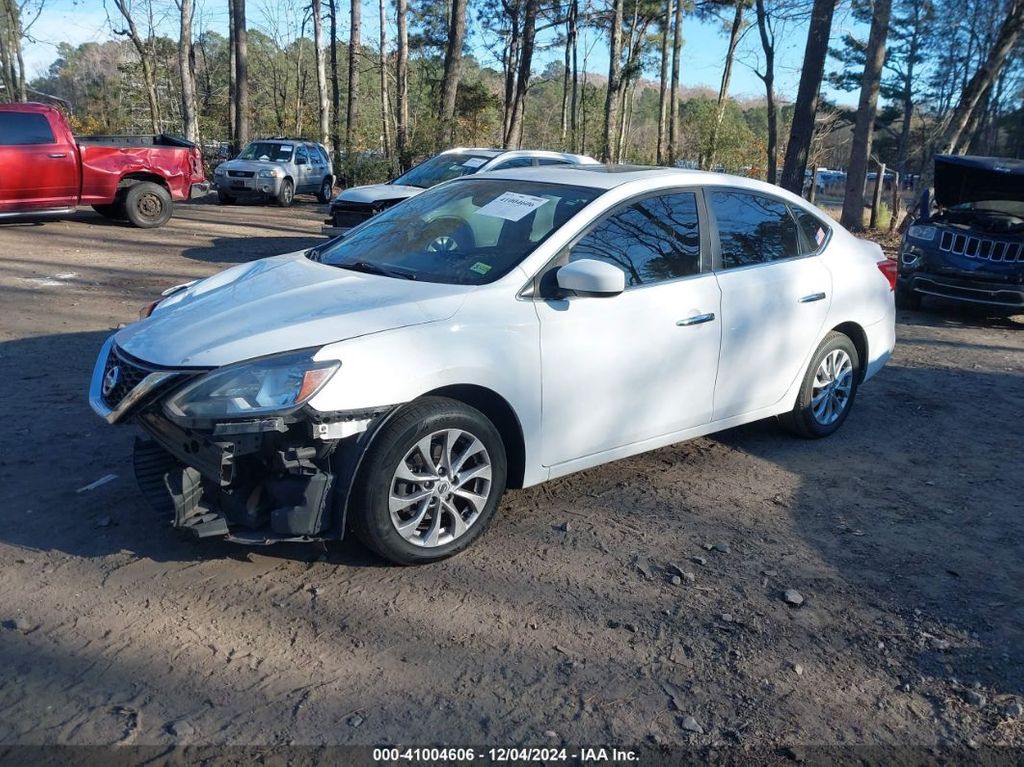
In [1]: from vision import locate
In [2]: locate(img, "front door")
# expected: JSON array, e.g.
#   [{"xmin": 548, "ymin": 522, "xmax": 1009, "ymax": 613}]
[
  {"xmin": 0, "ymin": 111, "xmax": 78, "ymax": 211},
  {"xmin": 535, "ymin": 191, "xmax": 722, "ymax": 467},
  {"xmin": 707, "ymin": 188, "xmax": 833, "ymax": 420}
]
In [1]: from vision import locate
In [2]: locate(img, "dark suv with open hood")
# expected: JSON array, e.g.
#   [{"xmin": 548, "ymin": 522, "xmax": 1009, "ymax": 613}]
[{"xmin": 897, "ymin": 155, "xmax": 1024, "ymax": 311}]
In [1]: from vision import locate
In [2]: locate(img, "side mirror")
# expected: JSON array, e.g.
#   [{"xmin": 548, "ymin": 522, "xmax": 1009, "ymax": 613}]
[{"xmin": 556, "ymin": 259, "xmax": 625, "ymax": 297}]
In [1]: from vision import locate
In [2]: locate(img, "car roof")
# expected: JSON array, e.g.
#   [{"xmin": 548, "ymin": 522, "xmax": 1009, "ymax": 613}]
[
  {"xmin": 466, "ymin": 164, "xmax": 823, "ymax": 210},
  {"xmin": 440, "ymin": 147, "xmax": 596, "ymax": 163}
]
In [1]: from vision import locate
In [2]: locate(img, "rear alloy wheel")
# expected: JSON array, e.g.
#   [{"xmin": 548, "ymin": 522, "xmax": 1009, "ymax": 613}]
[
  {"xmin": 124, "ymin": 181, "xmax": 173, "ymax": 228},
  {"xmin": 276, "ymin": 179, "xmax": 294, "ymax": 207},
  {"xmin": 350, "ymin": 397, "xmax": 507, "ymax": 564},
  {"xmin": 780, "ymin": 331, "xmax": 860, "ymax": 439},
  {"xmin": 316, "ymin": 177, "xmax": 334, "ymax": 204}
]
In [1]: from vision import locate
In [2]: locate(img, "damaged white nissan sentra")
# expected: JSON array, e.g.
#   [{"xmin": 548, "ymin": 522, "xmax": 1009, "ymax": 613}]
[{"xmin": 90, "ymin": 165, "xmax": 896, "ymax": 564}]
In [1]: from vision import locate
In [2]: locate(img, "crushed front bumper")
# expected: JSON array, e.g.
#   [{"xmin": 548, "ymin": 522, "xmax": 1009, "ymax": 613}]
[{"xmin": 898, "ymin": 272, "xmax": 1024, "ymax": 309}]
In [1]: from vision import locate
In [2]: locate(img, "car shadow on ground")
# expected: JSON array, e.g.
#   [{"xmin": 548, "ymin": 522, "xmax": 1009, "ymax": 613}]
[{"xmin": 180, "ymin": 234, "xmax": 323, "ymax": 265}]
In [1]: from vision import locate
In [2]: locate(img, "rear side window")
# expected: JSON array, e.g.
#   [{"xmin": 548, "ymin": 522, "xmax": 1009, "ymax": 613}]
[
  {"xmin": 536, "ymin": 158, "xmax": 570, "ymax": 166},
  {"xmin": 709, "ymin": 190, "xmax": 801, "ymax": 268},
  {"xmin": 0, "ymin": 112, "xmax": 56, "ymax": 145},
  {"xmin": 790, "ymin": 206, "xmax": 830, "ymax": 255},
  {"xmin": 296, "ymin": 145, "xmax": 309, "ymax": 163},
  {"xmin": 492, "ymin": 157, "xmax": 535, "ymax": 170},
  {"xmin": 570, "ymin": 192, "xmax": 702, "ymax": 287}
]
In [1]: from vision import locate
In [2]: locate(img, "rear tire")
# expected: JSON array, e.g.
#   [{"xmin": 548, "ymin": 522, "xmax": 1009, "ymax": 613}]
[
  {"xmin": 316, "ymin": 176, "xmax": 334, "ymax": 204},
  {"xmin": 92, "ymin": 202, "xmax": 125, "ymax": 220},
  {"xmin": 780, "ymin": 331, "xmax": 860, "ymax": 439},
  {"xmin": 276, "ymin": 179, "xmax": 294, "ymax": 207},
  {"xmin": 895, "ymin": 282, "xmax": 922, "ymax": 310},
  {"xmin": 124, "ymin": 181, "xmax": 173, "ymax": 229},
  {"xmin": 349, "ymin": 397, "xmax": 507, "ymax": 565}
]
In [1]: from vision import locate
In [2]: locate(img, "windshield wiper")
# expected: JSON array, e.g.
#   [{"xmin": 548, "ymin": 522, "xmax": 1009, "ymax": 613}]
[{"xmin": 340, "ymin": 261, "xmax": 417, "ymax": 280}]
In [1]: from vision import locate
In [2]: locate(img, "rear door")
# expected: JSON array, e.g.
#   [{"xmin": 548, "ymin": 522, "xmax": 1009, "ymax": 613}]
[
  {"xmin": 536, "ymin": 190, "xmax": 722, "ymax": 467},
  {"xmin": 0, "ymin": 111, "xmax": 79, "ymax": 211},
  {"xmin": 708, "ymin": 188, "xmax": 832, "ymax": 420},
  {"xmin": 294, "ymin": 144, "xmax": 314, "ymax": 192}
]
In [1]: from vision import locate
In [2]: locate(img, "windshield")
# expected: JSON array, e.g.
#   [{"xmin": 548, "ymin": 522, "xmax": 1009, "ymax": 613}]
[
  {"xmin": 238, "ymin": 142, "xmax": 293, "ymax": 162},
  {"xmin": 391, "ymin": 153, "xmax": 494, "ymax": 189},
  {"xmin": 315, "ymin": 179, "xmax": 600, "ymax": 285}
]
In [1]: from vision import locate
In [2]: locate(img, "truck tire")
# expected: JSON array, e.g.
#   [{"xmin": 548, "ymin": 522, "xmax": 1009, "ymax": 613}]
[
  {"xmin": 124, "ymin": 181, "xmax": 173, "ymax": 229},
  {"xmin": 316, "ymin": 176, "xmax": 334, "ymax": 203},
  {"xmin": 92, "ymin": 203, "xmax": 126, "ymax": 220},
  {"xmin": 276, "ymin": 178, "xmax": 295, "ymax": 207}
]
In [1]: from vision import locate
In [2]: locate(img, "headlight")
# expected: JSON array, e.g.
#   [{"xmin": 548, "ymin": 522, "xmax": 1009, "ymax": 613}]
[
  {"xmin": 164, "ymin": 350, "xmax": 339, "ymax": 424},
  {"xmin": 907, "ymin": 225, "xmax": 936, "ymax": 242},
  {"xmin": 257, "ymin": 168, "xmax": 282, "ymax": 178},
  {"xmin": 214, "ymin": 167, "xmax": 225, "ymax": 175}
]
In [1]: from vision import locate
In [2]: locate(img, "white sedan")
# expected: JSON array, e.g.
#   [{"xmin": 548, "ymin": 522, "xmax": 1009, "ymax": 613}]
[{"xmin": 90, "ymin": 165, "xmax": 896, "ymax": 564}]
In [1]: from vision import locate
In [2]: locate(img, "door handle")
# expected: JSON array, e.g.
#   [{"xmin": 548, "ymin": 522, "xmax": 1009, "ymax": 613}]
[
  {"xmin": 676, "ymin": 312, "xmax": 716, "ymax": 326},
  {"xmin": 47, "ymin": 152, "xmax": 68, "ymax": 159},
  {"xmin": 798, "ymin": 292, "xmax": 827, "ymax": 303}
]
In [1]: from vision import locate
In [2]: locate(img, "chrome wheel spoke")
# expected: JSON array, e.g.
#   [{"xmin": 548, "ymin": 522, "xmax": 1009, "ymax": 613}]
[
  {"xmin": 455, "ymin": 462, "xmax": 491, "ymax": 487},
  {"xmin": 811, "ymin": 348, "xmax": 854, "ymax": 425},
  {"xmin": 451, "ymin": 436, "xmax": 485, "ymax": 475},
  {"xmin": 389, "ymin": 486, "xmax": 432, "ymax": 514},
  {"xmin": 442, "ymin": 498, "xmax": 469, "ymax": 539},
  {"xmin": 395, "ymin": 498, "xmax": 431, "ymax": 538},
  {"xmin": 453, "ymin": 487, "xmax": 487, "ymax": 515}
]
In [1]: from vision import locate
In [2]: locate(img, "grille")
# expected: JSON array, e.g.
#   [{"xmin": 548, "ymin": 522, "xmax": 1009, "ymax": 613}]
[
  {"xmin": 331, "ymin": 206, "xmax": 374, "ymax": 228},
  {"xmin": 101, "ymin": 346, "xmax": 159, "ymax": 409},
  {"xmin": 939, "ymin": 230, "xmax": 1023, "ymax": 263},
  {"xmin": 227, "ymin": 170, "xmax": 255, "ymax": 178}
]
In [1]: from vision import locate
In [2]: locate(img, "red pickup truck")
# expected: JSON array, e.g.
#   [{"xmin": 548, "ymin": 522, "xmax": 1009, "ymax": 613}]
[{"xmin": 0, "ymin": 103, "xmax": 209, "ymax": 228}]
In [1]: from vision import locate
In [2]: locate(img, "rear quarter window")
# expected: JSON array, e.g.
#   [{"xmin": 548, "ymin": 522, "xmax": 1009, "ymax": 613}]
[
  {"xmin": 0, "ymin": 112, "xmax": 56, "ymax": 145},
  {"xmin": 790, "ymin": 206, "xmax": 831, "ymax": 255}
]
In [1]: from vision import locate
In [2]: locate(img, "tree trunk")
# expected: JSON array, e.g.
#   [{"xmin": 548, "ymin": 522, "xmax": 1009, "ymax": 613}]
[
  {"xmin": 570, "ymin": 0, "xmax": 579, "ymax": 152},
  {"xmin": 501, "ymin": 5, "xmax": 521, "ymax": 142},
  {"xmin": 602, "ymin": 0, "xmax": 624, "ymax": 162},
  {"xmin": 177, "ymin": 0, "xmax": 199, "ymax": 141},
  {"xmin": 840, "ymin": 0, "xmax": 891, "ymax": 231},
  {"xmin": 228, "ymin": 0, "xmax": 235, "ymax": 145},
  {"xmin": 1, "ymin": 0, "xmax": 26, "ymax": 101},
  {"xmin": 656, "ymin": 0, "xmax": 672, "ymax": 164},
  {"xmin": 895, "ymin": 3, "xmax": 922, "ymax": 174},
  {"xmin": 113, "ymin": 0, "xmax": 161, "ymax": 133},
  {"xmin": 346, "ymin": 0, "xmax": 361, "ymax": 154},
  {"xmin": 329, "ymin": 0, "xmax": 341, "ymax": 164},
  {"xmin": 396, "ymin": 0, "xmax": 410, "ymax": 169},
  {"xmin": 754, "ymin": 0, "xmax": 777, "ymax": 184},
  {"xmin": 504, "ymin": 0, "xmax": 538, "ymax": 149},
  {"xmin": 312, "ymin": 0, "xmax": 330, "ymax": 146},
  {"xmin": 667, "ymin": 0, "xmax": 683, "ymax": 164},
  {"xmin": 231, "ymin": 0, "xmax": 249, "ymax": 148},
  {"xmin": 704, "ymin": 1, "xmax": 744, "ymax": 170},
  {"xmin": 560, "ymin": 0, "xmax": 576, "ymax": 148},
  {"xmin": 437, "ymin": 0, "xmax": 468, "ymax": 147},
  {"xmin": 779, "ymin": 0, "xmax": 836, "ymax": 195},
  {"xmin": 379, "ymin": 0, "xmax": 391, "ymax": 156}
]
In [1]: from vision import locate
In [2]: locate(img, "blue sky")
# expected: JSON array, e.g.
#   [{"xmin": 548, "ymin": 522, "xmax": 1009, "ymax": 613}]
[{"xmin": 23, "ymin": 0, "xmax": 863, "ymax": 106}]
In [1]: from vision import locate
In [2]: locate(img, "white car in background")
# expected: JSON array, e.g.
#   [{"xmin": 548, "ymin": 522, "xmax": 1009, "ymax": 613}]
[
  {"xmin": 90, "ymin": 165, "xmax": 896, "ymax": 564},
  {"xmin": 323, "ymin": 148, "xmax": 598, "ymax": 235}
]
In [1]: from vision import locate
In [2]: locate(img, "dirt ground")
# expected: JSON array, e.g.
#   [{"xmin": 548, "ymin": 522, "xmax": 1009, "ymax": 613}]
[{"xmin": 1, "ymin": 196, "xmax": 1022, "ymax": 756}]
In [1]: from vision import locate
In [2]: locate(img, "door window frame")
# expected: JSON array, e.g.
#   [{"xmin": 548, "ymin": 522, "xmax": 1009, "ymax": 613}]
[
  {"xmin": 703, "ymin": 186, "xmax": 832, "ymax": 273},
  {"xmin": 522, "ymin": 186, "xmax": 713, "ymax": 300}
]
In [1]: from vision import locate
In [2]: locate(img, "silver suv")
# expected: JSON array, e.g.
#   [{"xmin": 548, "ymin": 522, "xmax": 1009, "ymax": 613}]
[{"xmin": 214, "ymin": 138, "xmax": 334, "ymax": 207}]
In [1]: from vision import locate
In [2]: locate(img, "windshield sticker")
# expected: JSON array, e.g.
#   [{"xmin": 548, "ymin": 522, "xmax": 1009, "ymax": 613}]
[
  {"xmin": 470, "ymin": 262, "xmax": 492, "ymax": 275},
  {"xmin": 476, "ymin": 192, "xmax": 550, "ymax": 222},
  {"xmin": 815, "ymin": 227, "xmax": 825, "ymax": 245},
  {"xmin": 462, "ymin": 157, "xmax": 487, "ymax": 168}
]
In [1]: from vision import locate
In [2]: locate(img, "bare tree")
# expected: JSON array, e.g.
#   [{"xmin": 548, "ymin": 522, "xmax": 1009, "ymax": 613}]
[
  {"xmin": 667, "ymin": 0, "xmax": 683, "ymax": 163},
  {"xmin": 395, "ymin": 0, "xmax": 409, "ymax": 168},
  {"xmin": 111, "ymin": 0, "xmax": 161, "ymax": 133},
  {"xmin": 177, "ymin": 0, "xmax": 199, "ymax": 141},
  {"xmin": 346, "ymin": 0, "xmax": 360, "ymax": 154},
  {"xmin": 437, "ymin": 0, "xmax": 468, "ymax": 146},
  {"xmin": 378, "ymin": 0, "xmax": 391, "ymax": 156},
  {"xmin": 753, "ymin": 0, "xmax": 778, "ymax": 183},
  {"xmin": 704, "ymin": 0, "xmax": 747, "ymax": 170},
  {"xmin": 779, "ymin": 0, "xmax": 836, "ymax": 194},
  {"xmin": 840, "ymin": 0, "xmax": 892, "ymax": 230},
  {"xmin": 232, "ymin": 0, "xmax": 249, "ymax": 147},
  {"xmin": 228, "ymin": 0, "xmax": 235, "ymax": 143},
  {"xmin": 602, "ymin": 0, "xmax": 624, "ymax": 162},
  {"xmin": 0, "ymin": 0, "xmax": 35, "ymax": 102},
  {"xmin": 504, "ymin": 0, "xmax": 538, "ymax": 148},
  {"xmin": 328, "ymin": 0, "xmax": 341, "ymax": 161},
  {"xmin": 560, "ymin": 0, "xmax": 579, "ymax": 148},
  {"xmin": 312, "ymin": 0, "xmax": 329, "ymax": 146},
  {"xmin": 656, "ymin": 0, "xmax": 672, "ymax": 164}
]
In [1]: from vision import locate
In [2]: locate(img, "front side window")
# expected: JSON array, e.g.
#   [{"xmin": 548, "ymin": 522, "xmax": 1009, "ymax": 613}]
[
  {"xmin": 392, "ymin": 152, "xmax": 494, "ymax": 189},
  {"xmin": 295, "ymin": 146, "xmax": 309, "ymax": 164},
  {"xmin": 315, "ymin": 179, "xmax": 600, "ymax": 285},
  {"xmin": 710, "ymin": 190, "xmax": 801, "ymax": 268},
  {"xmin": 0, "ymin": 113, "xmax": 56, "ymax": 145},
  {"xmin": 569, "ymin": 192, "xmax": 702, "ymax": 287},
  {"xmin": 238, "ymin": 142, "xmax": 293, "ymax": 162}
]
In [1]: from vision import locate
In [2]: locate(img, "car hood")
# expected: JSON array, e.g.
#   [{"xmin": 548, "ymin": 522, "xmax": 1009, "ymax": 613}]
[
  {"xmin": 934, "ymin": 154, "xmax": 1024, "ymax": 208},
  {"xmin": 334, "ymin": 183, "xmax": 423, "ymax": 205},
  {"xmin": 114, "ymin": 252, "xmax": 468, "ymax": 368}
]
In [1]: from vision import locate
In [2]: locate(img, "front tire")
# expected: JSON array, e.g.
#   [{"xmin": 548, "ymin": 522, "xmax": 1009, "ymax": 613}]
[
  {"xmin": 350, "ymin": 397, "xmax": 507, "ymax": 565},
  {"xmin": 124, "ymin": 181, "xmax": 173, "ymax": 228},
  {"xmin": 276, "ymin": 179, "xmax": 295, "ymax": 207},
  {"xmin": 316, "ymin": 176, "xmax": 334, "ymax": 203},
  {"xmin": 780, "ymin": 331, "xmax": 860, "ymax": 439}
]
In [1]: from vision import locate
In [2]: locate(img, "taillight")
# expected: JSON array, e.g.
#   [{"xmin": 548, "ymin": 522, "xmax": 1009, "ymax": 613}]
[{"xmin": 877, "ymin": 258, "xmax": 897, "ymax": 291}]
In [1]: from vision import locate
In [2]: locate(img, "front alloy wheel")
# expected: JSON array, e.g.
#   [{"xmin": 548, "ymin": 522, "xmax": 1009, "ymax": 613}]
[
  {"xmin": 811, "ymin": 348, "xmax": 854, "ymax": 426},
  {"xmin": 780, "ymin": 331, "xmax": 860, "ymax": 439},
  {"xmin": 350, "ymin": 397, "xmax": 507, "ymax": 564}
]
